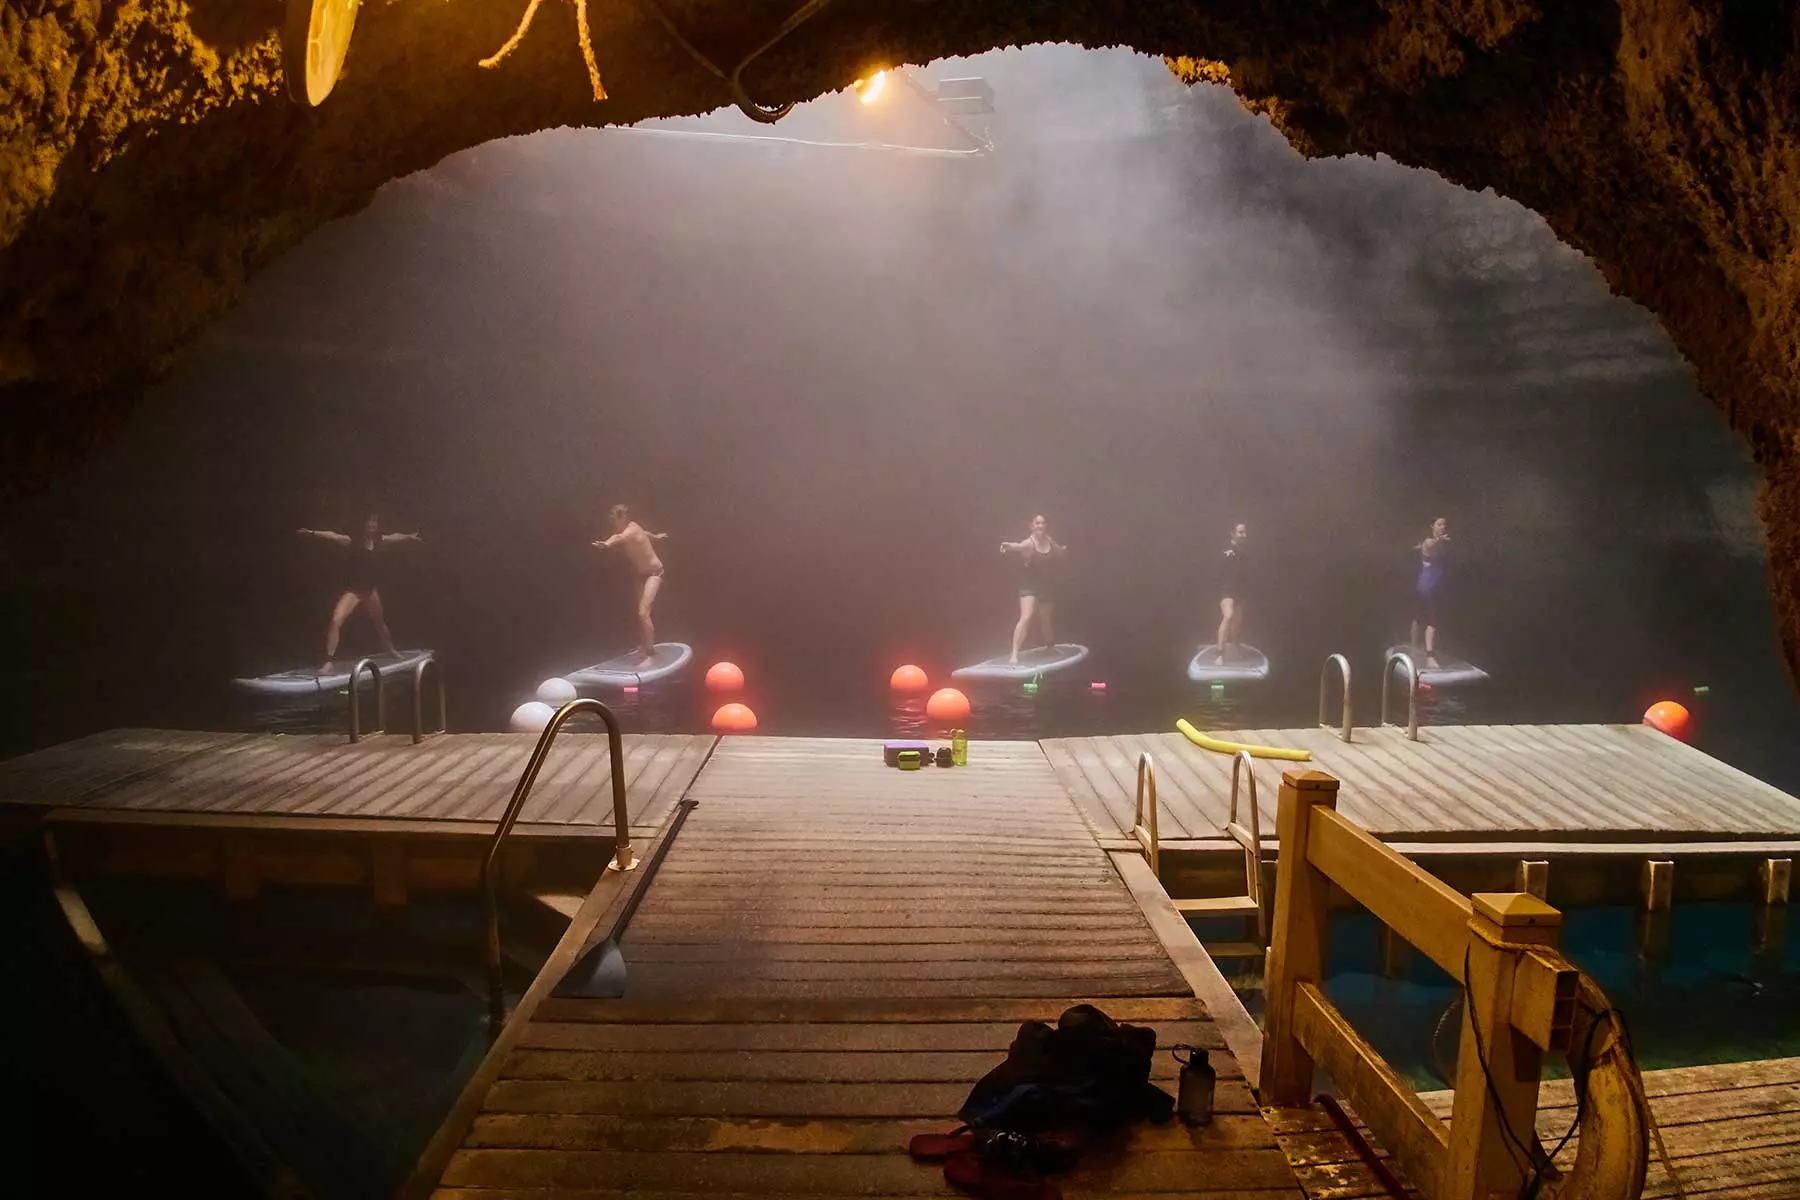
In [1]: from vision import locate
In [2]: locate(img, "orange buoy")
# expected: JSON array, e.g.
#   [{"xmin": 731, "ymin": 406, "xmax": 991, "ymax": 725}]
[
  {"xmin": 926, "ymin": 687, "xmax": 971, "ymax": 723},
  {"xmin": 705, "ymin": 661, "xmax": 745, "ymax": 693},
  {"xmin": 711, "ymin": 702, "xmax": 758, "ymax": 733},
  {"xmin": 890, "ymin": 664, "xmax": 929, "ymax": 692},
  {"xmin": 1644, "ymin": 700, "xmax": 1691, "ymax": 740}
]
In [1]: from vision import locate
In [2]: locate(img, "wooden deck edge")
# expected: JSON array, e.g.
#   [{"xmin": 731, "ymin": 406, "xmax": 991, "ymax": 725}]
[
  {"xmin": 1153, "ymin": 834, "xmax": 1800, "ymax": 856},
  {"xmin": 399, "ymin": 849, "xmax": 646, "ymax": 1200},
  {"xmin": 41, "ymin": 807, "xmax": 665, "ymax": 839},
  {"xmin": 1108, "ymin": 849, "xmax": 1264, "ymax": 1088}
]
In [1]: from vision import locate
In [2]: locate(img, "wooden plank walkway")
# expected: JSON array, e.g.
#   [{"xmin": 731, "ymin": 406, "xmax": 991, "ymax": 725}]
[
  {"xmin": 429, "ymin": 737, "xmax": 1308, "ymax": 1196},
  {"xmin": 0, "ymin": 730, "xmax": 715, "ymax": 831},
  {"xmin": 1045, "ymin": 725, "xmax": 1800, "ymax": 845},
  {"xmin": 1421, "ymin": 1056, "xmax": 1800, "ymax": 1199}
]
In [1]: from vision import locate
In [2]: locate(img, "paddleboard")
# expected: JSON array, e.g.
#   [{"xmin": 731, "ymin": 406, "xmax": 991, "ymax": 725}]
[
  {"xmin": 952, "ymin": 643, "xmax": 1090, "ymax": 681},
  {"xmin": 233, "ymin": 649, "xmax": 433, "ymax": 695},
  {"xmin": 1187, "ymin": 644, "xmax": 1270, "ymax": 683},
  {"xmin": 565, "ymin": 642, "xmax": 694, "ymax": 689},
  {"xmin": 1385, "ymin": 645, "xmax": 1489, "ymax": 688}
]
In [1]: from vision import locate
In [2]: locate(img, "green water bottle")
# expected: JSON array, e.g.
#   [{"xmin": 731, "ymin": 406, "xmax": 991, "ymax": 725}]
[{"xmin": 951, "ymin": 728, "xmax": 967, "ymax": 766}]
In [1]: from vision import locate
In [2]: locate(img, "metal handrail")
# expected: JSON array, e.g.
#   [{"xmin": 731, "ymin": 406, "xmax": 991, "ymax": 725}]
[
  {"xmin": 1319, "ymin": 653, "xmax": 1353, "ymax": 742},
  {"xmin": 1226, "ymin": 750, "xmax": 1268, "ymax": 944},
  {"xmin": 1381, "ymin": 650, "xmax": 1421, "ymax": 741},
  {"xmin": 409, "ymin": 655, "xmax": 447, "ymax": 744},
  {"xmin": 1132, "ymin": 753, "xmax": 1160, "ymax": 875},
  {"xmin": 347, "ymin": 658, "xmax": 384, "ymax": 743},
  {"xmin": 483, "ymin": 698, "xmax": 636, "ymax": 1028}
]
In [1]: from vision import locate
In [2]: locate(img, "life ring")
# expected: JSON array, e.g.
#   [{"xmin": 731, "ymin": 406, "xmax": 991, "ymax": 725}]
[
  {"xmin": 1176, "ymin": 718, "xmax": 1311, "ymax": 762},
  {"xmin": 1535, "ymin": 974, "xmax": 1656, "ymax": 1200},
  {"xmin": 284, "ymin": 0, "xmax": 361, "ymax": 106}
]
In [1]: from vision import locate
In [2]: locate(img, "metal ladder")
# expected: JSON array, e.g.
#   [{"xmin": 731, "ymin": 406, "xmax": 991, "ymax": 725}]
[{"xmin": 1133, "ymin": 751, "xmax": 1268, "ymax": 949}]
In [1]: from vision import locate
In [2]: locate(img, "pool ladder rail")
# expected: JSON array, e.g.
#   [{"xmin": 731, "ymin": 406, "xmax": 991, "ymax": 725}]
[{"xmin": 1134, "ymin": 751, "xmax": 1268, "ymax": 957}]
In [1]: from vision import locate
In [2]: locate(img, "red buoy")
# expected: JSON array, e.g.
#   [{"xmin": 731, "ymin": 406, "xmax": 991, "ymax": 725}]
[
  {"xmin": 890, "ymin": 664, "xmax": 929, "ymax": 693},
  {"xmin": 705, "ymin": 661, "xmax": 745, "ymax": 693},
  {"xmin": 711, "ymin": 702, "xmax": 758, "ymax": 733},
  {"xmin": 926, "ymin": 687, "xmax": 971, "ymax": 723},
  {"xmin": 1644, "ymin": 700, "xmax": 1691, "ymax": 740}
]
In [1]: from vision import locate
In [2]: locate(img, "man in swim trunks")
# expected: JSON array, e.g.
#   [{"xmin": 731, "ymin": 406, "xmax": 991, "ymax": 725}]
[
  {"xmin": 296, "ymin": 513, "xmax": 422, "ymax": 671},
  {"xmin": 592, "ymin": 504, "xmax": 669, "ymax": 659},
  {"xmin": 1410, "ymin": 516, "xmax": 1450, "ymax": 669},
  {"xmin": 1215, "ymin": 521, "xmax": 1249, "ymax": 660},
  {"xmin": 1000, "ymin": 514, "xmax": 1067, "ymax": 665}
]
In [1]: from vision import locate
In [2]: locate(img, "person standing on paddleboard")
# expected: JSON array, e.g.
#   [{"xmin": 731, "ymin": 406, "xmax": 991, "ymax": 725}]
[
  {"xmin": 1410, "ymin": 516, "xmax": 1451, "ymax": 669},
  {"xmin": 296, "ymin": 513, "xmax": 421, "ymax": 672},
  {"xmin": 592, "ymin": 504, "xmax": 669, "ymax": 661},
  {"xmin": 1000, "ymin": 514, "xmax": 1067, "ymax": 665},
  {"xmin": 1215, "ymin": 522, "xmax": 1250, "ymax": 661}
]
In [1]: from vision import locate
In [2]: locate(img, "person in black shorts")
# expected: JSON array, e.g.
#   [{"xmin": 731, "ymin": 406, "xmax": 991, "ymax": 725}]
[
  {"xmin": 999, "ymin": 514, "xmax": 1067, "ymax": 664},
  {"xmin": 1215, "ymin": 522, "xmax": 1250, "ymax": 660},
  {"xmin": 296, "ymin": 513, "xmax": 421, "ymax": 671}
]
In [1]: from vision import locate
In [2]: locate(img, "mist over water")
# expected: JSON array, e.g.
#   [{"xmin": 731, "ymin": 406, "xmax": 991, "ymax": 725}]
[{"xmin": 3, "ymin": 47, "xmax": 1795, "ymax": 788}]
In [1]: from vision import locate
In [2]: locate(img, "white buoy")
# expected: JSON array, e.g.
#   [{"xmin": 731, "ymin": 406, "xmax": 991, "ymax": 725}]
[
  {"xmin": 535, "ymin": 677, "xmax": 578, "ymax": 705},
  {"xmin": 509, "ymin": 700, "xmax": 555, "ymax": 733}
]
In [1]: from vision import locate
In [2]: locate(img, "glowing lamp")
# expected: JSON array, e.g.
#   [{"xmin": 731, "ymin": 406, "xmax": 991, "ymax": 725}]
[
  {"xmin": 712, "ymin": 702, "xmax": 759, "ymax": 733},
  {"xmin": 1644, "ymin": 700, "xmax": 1691, "ymax": 741},
  {"xmin": 705, "ymin": 661, "xmax": 745, "ymax": 693},
  {"xmin": 854, "ymin": 70, "xmax": 887, "ymax": 105},
  {"xmin": 926, "ymin": 687, "xmax": 971, "ymax": 723},
  {"xmin": 509, "ymin": 700, "xmax": 555, "ymax": 733},
  {"xmin": 890, "ymin": 664, "xmax": 929, "ymax": 693},
  {"xmin": 536, "ymin": 677, "xmax": 577, "ymax": 705}
]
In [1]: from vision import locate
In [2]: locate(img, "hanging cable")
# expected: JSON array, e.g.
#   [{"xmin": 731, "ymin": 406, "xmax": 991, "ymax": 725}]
[{"xmin": 632, "ymin": 0, "xmax": 839, "ymax": 123}]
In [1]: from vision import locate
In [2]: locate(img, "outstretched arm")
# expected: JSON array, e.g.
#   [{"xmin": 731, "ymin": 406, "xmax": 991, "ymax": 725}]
[
  {"xmin": 999, "ymin": 538, "xmax": 1028, "ymax": 555},
  {"xmin": 591, "ymin": 532, "xmax": 623, "ymax": 550},
  {"xmin": 297, "ymin": 528, "xmax": 351, "ymax": 546},
  {"xmin": 381, "ymin": 532, "xmax": 422, "ymax": 544},
  {"xmin": 647, "ymin": 531, "xmax": 669, "ymax": 541}
]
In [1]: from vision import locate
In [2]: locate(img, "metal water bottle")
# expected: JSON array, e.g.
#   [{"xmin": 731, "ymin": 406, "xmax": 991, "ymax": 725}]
[
  {"xmin": 1176, "ymin": 1047, "xmax": 1215, "ymax": 1126},
  {"xmin": 950, "ymin": 728, "xmax": 968, "ymax": 766}
]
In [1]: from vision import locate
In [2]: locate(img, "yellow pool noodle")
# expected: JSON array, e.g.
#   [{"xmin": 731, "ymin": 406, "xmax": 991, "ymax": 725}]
[{"xmin": 1176, "ymin": 718, "xmax": 1312, "ymax": 762}]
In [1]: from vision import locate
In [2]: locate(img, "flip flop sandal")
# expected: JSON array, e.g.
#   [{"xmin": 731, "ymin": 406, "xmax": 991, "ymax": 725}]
[
  {"xmin": 909, "ymin": 1127, "xmax": 978, "ymax": 1161},
  {"xmin": 943, "ymin": 1149, "xmax": 1063, "ymax": 1200}
]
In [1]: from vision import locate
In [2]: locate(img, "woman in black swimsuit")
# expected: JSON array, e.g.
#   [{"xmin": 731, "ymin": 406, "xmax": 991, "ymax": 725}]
[
  {"xmin": 297, "ymin": 513, "xmax": 421, "ymax": 670},
  {"xmin": 1215, "ymin": 522, "xmax": 1249, "ymax": 659},
  {"xmin": 999, "ymin": 514, "xmax": 1067, "ymax": 665}
]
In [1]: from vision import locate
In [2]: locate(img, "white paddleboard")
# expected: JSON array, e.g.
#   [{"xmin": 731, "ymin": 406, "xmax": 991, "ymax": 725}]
[
  {"xmin": 233, "ymin": 649, "xmax": 434, "ymax": 695},
  {"xmin": 1385, "ymin": 645, "xmax": 1489, "ymax": 687},
  {"xmin": 565, "ymin": 642, "xmax": 694, "ymax": 688},
  {"xmin": 1188, "ymin": 644, "xmax": 1270, "ymax": 682},
  {"xmin": 953, "ymin": 643, "xmax": 1090, "ymax": 681}
]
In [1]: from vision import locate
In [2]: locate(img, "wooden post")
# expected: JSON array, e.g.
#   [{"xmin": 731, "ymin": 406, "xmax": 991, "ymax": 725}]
[
  {"xmin": 1378, "ymin": 924, "xmax": 1412, "ymax": 979},
  {"xmin": 1445, "ymin": 892, "xmax": 1561, "ymax": 1200},
  {"xmin": 1259, "ymin": 769, "xmax": 1340, "ymax": 1106},
  {"xmin": 1514, "ymin": 860, "xmax": 1548, "ymax": 900},
  {"xmin": 1641, "ymin": 860, "xmax": 1673, "ymax": 912},
  {"xmin": 1758, "ymin": 858, "xmax": 1792, "ymax": 906}
]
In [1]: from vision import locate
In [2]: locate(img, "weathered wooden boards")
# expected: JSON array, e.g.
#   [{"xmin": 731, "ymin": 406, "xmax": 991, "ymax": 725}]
[
  {"xmin": 0, "ymin": 730, "xmax": 715, "ymax": 830},
  {"xmin": 1420, "ymin": 1056, "xmax": 1800, "ymax": 1199},
  {"xmin": 1045, "ymin": 725, "xmax": 1800, "ymax": 844},
  {"xmin": 616, "ymin": 736, "xmax": 1187, "ymax": 1000}
]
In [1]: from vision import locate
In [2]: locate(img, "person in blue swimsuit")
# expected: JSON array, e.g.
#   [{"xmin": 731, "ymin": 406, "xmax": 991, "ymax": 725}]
[
  {"xmin": 297, "ymin": 513, "xmax": 422, "ymax": 671},
  {"xmin": 1410, "ymin": 517, "xmax": 1450, "ymax": 669},
  {"xmin": 999, "ymin": 514, "xmax": 1067, "ymax": 665}
]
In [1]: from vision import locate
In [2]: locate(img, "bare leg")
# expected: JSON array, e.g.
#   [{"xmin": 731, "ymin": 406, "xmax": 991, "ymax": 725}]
[
  {"xmin": 635, "ymin": 574, "xmax": 663, "ymax": 657},
  {"xmin": 321, "ymin": 591, "xmax": 360, "ymax": 671},
  {"xmin": 1216, "ymin": 598, "xmax": 1235, "ymax": 652},
  {"xmin": 362, "ymin": 588, "xmax": 399, "ymax": 657},
  {"xmin": 1010, "ymin": 596, "xmax": 1037, "ymax": 664},
  {"xmin": 1424, "ymin": 623, "xmax": 1439, "ymax": 668},
  {"xmin": 1409, "ymin": 618, "xmax": 1422, "ymax": 648},
  {"xmin": 1038, "ymin": 601, "xmax": 1055, "ymax": 649}
]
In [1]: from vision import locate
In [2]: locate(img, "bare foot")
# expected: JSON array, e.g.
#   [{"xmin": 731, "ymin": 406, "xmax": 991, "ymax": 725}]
[
  {"xmin": 1425, "ymin": 656, "xmax": 1440, "ymax": 670},
  {"xmin": 317, "ymin": 662, "xmax": 335, "ymax": 675}
]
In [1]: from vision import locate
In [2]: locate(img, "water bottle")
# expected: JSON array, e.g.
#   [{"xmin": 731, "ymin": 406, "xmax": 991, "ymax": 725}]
[
  {"xmin": 950, "ymin": 728, "xmax": 967, "ymax": 766},
  {"xmin": 1175, "ymin": 1047, "xmax": 1215, "ymax": 1126}
]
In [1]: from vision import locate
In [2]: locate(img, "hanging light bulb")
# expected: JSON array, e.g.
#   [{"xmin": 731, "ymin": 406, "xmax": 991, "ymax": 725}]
[{"xmin": 853, "ymin": 70, "xmax": 888, "ymax": 105}]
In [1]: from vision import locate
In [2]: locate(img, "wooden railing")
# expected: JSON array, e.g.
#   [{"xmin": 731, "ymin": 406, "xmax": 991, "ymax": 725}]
[{"xmin": 1261, "ymin": 769, "xmax": 1580, "ymax": 1200}]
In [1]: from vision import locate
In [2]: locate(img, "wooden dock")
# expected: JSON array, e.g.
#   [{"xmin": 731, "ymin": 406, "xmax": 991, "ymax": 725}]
[
  {"xmin": 0, "ymin": 729, "xmax": 714, "ymax": 832},
  {"xmin": 1420, "ymin": 1056, "xmax": 1800, "ymax": 1199},
  {"xmin": 1045, "ymin": 724, "xmax": 1800, "ymax": 848},
  {"xmin": 425, "ymin": 737, "xmax": 1308, "ymax": 1197}
]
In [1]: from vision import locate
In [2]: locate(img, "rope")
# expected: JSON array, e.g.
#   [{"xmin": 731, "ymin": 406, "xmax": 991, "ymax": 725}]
[
  {"xmin": 633, "ymin": 0, "xmax": 839, "ymax": 123},
  {"xmin": 480, "ymin": 0, "xmax": 608, "ymax": 100}
]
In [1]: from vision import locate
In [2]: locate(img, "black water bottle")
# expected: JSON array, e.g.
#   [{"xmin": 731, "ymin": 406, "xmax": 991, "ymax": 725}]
[{"xmin": 1175, "ymin": 1047, "xmax": 1215, "ymax": 1126}]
